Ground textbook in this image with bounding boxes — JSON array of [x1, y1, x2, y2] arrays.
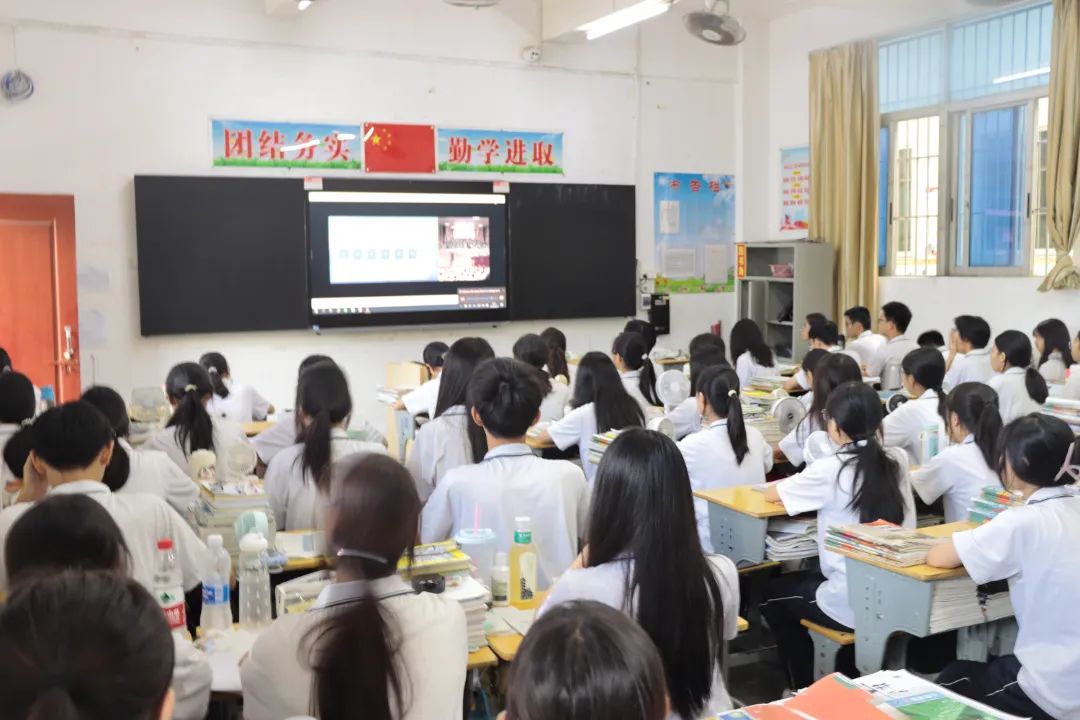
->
[[967, 486, 1023, 525], [398, 541, 472, 578], [765, 516, 817, 561], [824, 520, 938, 568], [586, 429, 624, 465]]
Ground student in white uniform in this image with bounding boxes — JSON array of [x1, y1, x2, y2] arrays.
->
[[200, 352, 273, 423], [989, 331, 1049, 424], [867, 302, 918, 382], [0, 372, 36, 502], [537, 352, 645, 485], [422, 358, 589, 589], [944, 315, 994, 392], [911, 383, 1002, 523], [513, 333, 570, 422], [762, 381, 915, 690], [918, 330, 949, 362], [81, 386, 199, 516], [251, 354, 331, 465], [667, 344, 729, 440], [928, 415, 1080, 720], [882, 348, 947, 464], [624, 317, 659, 356], [731, 318, 780, 388], [541, 326, 576, 385], [407, 337, 494, 503], [679, 366, 773, 552], [265, 361, 386, 531], [243, 453, 466, 720], [542, 428, 740, 719], [394, 341, 449, 418], [145, 363, 250, 476], [5, 494, 211, 719], [612, 331, 662, 413], [1065, 330, 1080, 400], [785, 321, 842, 392], [1032, 318, 1073, 384], [505, 601, 669, 720], [0, 401, 206, 595], [841, 306, 886, 366], [0, 571, 178, 720], [777, 353, 862, 467]]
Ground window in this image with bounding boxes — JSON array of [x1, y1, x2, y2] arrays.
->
[[886, 116, 940, 276], [1032, 97, 1053, 276]]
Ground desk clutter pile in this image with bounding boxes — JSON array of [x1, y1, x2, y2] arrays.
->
[[1043, 396, 1080, 434], [824, 521, 939, 568]]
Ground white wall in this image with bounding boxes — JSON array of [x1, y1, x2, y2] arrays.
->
[[0, 0, 757, 430]]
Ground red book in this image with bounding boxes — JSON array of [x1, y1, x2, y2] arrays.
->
[[363, 123, 436, 174]]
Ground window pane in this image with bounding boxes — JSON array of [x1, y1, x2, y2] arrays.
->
[[892, 116, 939, 276], [1032, 97, 1052, 276], [969, 106, 1026, 267], [880, 30, 946, 113], [949, 2, 1052, 101], [879, 126, 890, 269]]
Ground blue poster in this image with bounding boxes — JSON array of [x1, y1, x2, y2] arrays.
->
[[654, 172, 736, 294], [210, 118, 362, 169], [780, 146, 811, 231], [436, 128, 564, 174]]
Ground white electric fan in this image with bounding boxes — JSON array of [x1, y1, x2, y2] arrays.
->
[[771, 396, 808, 435], [223, 442, 258, 480], [656, 370, 692, 411]]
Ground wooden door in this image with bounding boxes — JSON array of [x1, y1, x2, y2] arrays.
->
[[0, 195, 80, 401]]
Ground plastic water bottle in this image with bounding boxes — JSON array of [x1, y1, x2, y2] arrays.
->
[[509, 517, 539, 610], [200, 534, 232, 634], [153, 538, 187, 633], [238, 532, 272, 630]]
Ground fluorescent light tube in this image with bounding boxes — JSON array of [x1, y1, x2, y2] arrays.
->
[[992, 67, 1049, 85], [578, 0, 673, 40], [297, 0, 313, 11]]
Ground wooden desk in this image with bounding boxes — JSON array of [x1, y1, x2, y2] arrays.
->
[[281, 555, 329, 573], [526, 435, 555, 451], [467, 646, 498, 671], [657, 356, 690, 371], [694, 485, 788, 566], [242, 421, 274, 437]]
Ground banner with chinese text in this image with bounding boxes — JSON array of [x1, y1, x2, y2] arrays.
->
[[779, 146, 810, 232], [436, 129, 564, 174], [654, 173, 736, 294], [211, 119, 362, 169]]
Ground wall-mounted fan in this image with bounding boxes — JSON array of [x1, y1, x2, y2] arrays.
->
[[685, 0, 746, 46]]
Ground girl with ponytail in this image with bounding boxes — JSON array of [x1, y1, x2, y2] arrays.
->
[[1032, 318, 1073, 384], [264, 361, 386, 530], [763, 381, 915, 689], [911, 382, 1002, 523], [1, 371, 36, 501], [989, 330, 1049, 424], [612, 331, 662, 411], [678, 365, 773, 553], [513, 333, 570, 422], [243, 453, 468, 720], [882, 348, 948, 463], [200, 351, 273, 423]]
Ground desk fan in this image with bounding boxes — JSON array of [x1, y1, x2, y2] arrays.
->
[[771, 396, 807, 435], [656, 370, 692, 411]]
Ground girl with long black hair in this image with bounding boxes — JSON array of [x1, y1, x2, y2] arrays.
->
[[513, 333, 569, 422], [989, 330, 1049, 424], [730, 318, 779, 388], [1066, 330, 1080, 400], [882, 347, 947, 463], [264, 361, 386, 530], [542, 428, 740, 719], [612, 331, 662, 411], [762, 381, 915, 689], [200, 351, 273, 423], [1032, 318, 1073, 384], [777, 353, 862, 467], [243, 453, 468, 720]]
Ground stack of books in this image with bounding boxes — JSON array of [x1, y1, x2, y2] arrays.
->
[[765, 517, 818, 561], [968, 486, 1024, 524], [1043, 397, 1080, 434], [443, 576, 491, 651], [192, 479, 276, 559], [750, 376, 788, 393], [398, 541, 472, 579], [586, 429, 624, 465], [824, 520, 938, 568]]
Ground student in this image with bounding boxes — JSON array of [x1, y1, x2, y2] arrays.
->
[[82, 386, 200, 515], [944, 315, 994, 391], [794, 349, 829, 409], [612, 331, 662, 411], [0, 401, 205, 594], [5, 494, 212, 719], [395, 341, 450, 417], [928, 415, 1080, 720], [777, 353, 862, 467], [503, 600, 668, 720], [243, 453, 467, 720], [0, 372, 35, 501], [537, 352, 645, 485], [688, 331, 727, 358], [800, 312, 828, 344], [989, 331, 1049, 424], [0, 571, 176, 720], [785, 321, 842, 392], [730, 318, 779, 387], [841, 306, 886, 367], [867, 302, 917, 379], [265, 361, 386, 531], [1066, 330, 1080, 400], [624, 318, 658, 356], [1032, 318, 1073, 384], [911, 383, 1002, 523], [200, 351, 273, 423], [407, 337, 495, 503], [252, 354, 332, 465], [918, 330, 946, 351], [422, 358, 589, 589], [145, 362, 250, 476], [513, 333, 570, 422], [761, 382, 915, 690], [679, 366, 773, 552], [542, 429, 740, 719], [667, 344, 729, 440], [882, 348, 947, 464]]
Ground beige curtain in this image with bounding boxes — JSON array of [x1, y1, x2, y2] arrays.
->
[[1039, 0, 1080, 291], [808, 41, 880, 319]]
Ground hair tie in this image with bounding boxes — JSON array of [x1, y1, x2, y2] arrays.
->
[[641, 354, 649, 362], [184, 384, 197, 394], [207, 366, 219, 375], [727, 389, 738, 398], [337, 548, 389, 565], [1054, 449, 1080, 485]]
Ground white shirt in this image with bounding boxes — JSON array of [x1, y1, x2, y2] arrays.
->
[[264, 428, 388, 530], [0, 480, 206, 594], [666, 397, 702, 440], [207, 383, 271, 423], [547, 403, 600, 485], [989, 367, 1044, 424], [406, 406, 472, 504], [844, 331, 887, 367], [1064, 370, 1080, 401], [420, 443, 589, 590], [943, 347, 994, 392], [145, 414, 251, 477], [541, 555, 740, 719], [620, 369, 657, 417], [881, 390, 946, 465], [402, 376, 440, 417], [735, 353, 780, 389], [778, 414, 823, 467], [679, 420, 773, 553], [867, 334, 918, 379], [1039, 351, 1069, 384], [117, 438, 200, 516], [251, 412, 297, 465], [953, 487, 1080, 720], [777, 446, 915, 628], [910, 436, 999, 523], [241, 576, 467, 720], [793, 346, 843, 390], [173, 636, 212, 720], [539, 378, 570, 423]]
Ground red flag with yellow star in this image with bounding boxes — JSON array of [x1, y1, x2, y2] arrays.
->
[[362, 123, 436, 174]]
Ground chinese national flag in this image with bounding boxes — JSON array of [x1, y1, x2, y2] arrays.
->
[[363, 123, 436, 174]]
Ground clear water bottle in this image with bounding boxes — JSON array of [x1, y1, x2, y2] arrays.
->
[[153, 538, 187, 633], [200, 534, 233, 634], [238, 532, 272, 630]]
